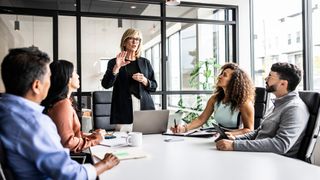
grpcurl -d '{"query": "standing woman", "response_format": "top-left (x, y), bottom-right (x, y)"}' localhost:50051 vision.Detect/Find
top-left (42, 60), bottom-right (105, 152)
top-left (101, 28), bottom-right (157, 131)
top-left (171, 63), bottom-right (255, 136)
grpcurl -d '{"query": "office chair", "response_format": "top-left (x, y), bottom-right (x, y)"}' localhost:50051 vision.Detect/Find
top-left (92, 91), bottom-right (116, 131)
top-left (0, 140), bottom-right (15, 180)
top-left (253, 87), bottom-right (268, 129)
top-left (231, 87), bottom-right (268, 130)
top-left (297, 91), bottom-right (320, 162)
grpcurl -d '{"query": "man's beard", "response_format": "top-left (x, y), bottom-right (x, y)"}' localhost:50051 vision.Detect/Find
top-left (266, 83), bottom-right (277, 92)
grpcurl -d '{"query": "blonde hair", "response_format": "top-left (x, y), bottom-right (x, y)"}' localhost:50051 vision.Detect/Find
top-left (120, 28), bottom-right (143, 58)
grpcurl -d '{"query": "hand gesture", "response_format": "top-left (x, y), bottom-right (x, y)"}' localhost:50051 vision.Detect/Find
top-left (132, 73), bottom-right (148, 86)
top-left (113, 51), bottom-right (130, 73)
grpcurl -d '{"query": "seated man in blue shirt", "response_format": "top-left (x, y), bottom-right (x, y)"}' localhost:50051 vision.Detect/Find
top-left (0, 47), bottom-right (119, 179)
top-left (216, 62), bottom-right (309, 158)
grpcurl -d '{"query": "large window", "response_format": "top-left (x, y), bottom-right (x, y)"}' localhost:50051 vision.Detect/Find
top-left (252, 0), bottom-right (303, 89)
top-left (313, 0), bottom-right (320, 91)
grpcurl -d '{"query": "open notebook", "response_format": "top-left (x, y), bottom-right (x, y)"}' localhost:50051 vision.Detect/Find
top-left (91, 147), bottom-right (148, 161)
top-left (163, 128), bottom-right (217, 138)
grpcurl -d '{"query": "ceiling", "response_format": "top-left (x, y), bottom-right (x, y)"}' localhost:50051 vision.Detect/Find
top-left (0, 0), bottom-right (150, 15)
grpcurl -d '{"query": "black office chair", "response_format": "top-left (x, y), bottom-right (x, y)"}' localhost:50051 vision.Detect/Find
top-left (233, 87), bottom-right (268, 130)
top-left (0, 140), bottom-right (15, 180)
top-left (92, 91), bottom-right (116, 131)
top-left (297, 91), bottom-right (320, 162)
top-left (253, 87), bottom-right (268, 129)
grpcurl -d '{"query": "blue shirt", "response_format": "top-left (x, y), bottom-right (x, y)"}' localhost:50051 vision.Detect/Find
top-left (0, 94), bottom-right (96, 180)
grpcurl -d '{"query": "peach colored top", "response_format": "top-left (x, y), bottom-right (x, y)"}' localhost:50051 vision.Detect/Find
top-left (47, 98), bottom-right (101, 152)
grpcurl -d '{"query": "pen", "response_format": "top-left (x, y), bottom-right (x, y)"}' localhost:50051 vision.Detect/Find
top-left (174, 119), bottom-right (177, 128)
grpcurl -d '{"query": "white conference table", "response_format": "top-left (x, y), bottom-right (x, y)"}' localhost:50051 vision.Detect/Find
top-left (91, 134), bottom-right (320, 180)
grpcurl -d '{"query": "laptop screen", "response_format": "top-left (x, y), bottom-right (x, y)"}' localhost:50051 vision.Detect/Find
top-left (132, 110), bottom-right (169, 134)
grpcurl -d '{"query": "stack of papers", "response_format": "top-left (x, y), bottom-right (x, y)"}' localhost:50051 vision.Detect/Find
top-left (99, 137), bottom-right (127, 147)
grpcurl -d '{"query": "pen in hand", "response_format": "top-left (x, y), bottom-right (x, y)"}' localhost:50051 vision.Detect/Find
top-left (174, 119), bottom-right (177, 129)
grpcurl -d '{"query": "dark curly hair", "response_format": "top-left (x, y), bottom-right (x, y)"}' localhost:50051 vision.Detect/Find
top-left (214, 63), bottom-right (255, 112)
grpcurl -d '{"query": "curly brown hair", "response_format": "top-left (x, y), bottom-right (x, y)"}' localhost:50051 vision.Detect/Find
top-left (214, 63), bottom-right (255, 112)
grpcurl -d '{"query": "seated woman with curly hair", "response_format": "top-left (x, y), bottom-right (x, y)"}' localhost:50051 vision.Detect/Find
top-left (171, 63), bottom-right (255, 136)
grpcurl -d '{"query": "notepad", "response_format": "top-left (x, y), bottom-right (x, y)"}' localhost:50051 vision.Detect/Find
top-left (163, 129), bottom-right (217, 138)
top-left (99, 137), bottom-right (127, 147)
top-left (92, 147), bottom-right (149, 161)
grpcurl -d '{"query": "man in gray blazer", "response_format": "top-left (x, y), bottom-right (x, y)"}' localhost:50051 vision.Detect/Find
top-left (216, 62), bottom-right (309, 158)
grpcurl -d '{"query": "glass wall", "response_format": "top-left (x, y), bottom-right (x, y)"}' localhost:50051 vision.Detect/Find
top-left (58, 16), bottom-right (76, 66)
top-left (80, 17), bottom-right (161, 92)
top-left (313, 0), bottom-right (320, 91)
top-left (0, 14), bottom-right (53, 92)
top-left (252, 0), bottom-right (303, 89)
top-left (0, 1), bottom-right (238, 121)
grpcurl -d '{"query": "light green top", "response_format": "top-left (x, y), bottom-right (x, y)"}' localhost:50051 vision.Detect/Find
top-left (213, 101), bottom-right (240, 128)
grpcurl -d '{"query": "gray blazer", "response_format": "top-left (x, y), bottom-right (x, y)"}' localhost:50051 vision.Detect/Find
top-left (234, 91), bottom-right (309, 157)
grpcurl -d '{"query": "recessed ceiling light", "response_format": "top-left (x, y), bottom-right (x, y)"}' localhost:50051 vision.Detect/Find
top-left (130, 6), bottom-right (136, 9)
top-left (74, 3), bottom-right (77, 7)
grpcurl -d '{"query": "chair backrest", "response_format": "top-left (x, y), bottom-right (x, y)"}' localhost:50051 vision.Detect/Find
top-left (0, 140), bottom-right (15, 180)
top-left (254, 87), bottom-right (268, 129)
top-left (92, 91), bottom-right (116, 131)
top-left (297, 91), bottom-right (320, 162)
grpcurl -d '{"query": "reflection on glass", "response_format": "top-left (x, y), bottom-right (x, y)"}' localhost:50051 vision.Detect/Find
top-left (253, 0), bottom-right (303, 89)
top-left (313, 0), bottom-right (320, 91)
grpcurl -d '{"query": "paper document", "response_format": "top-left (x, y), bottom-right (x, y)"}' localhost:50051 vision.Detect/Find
top-left (99, 137), bottom-right (127, 147)
top-left (163, 129), bottom-right (217, 137)
top-left (92, 147), bottom-right (149, 161)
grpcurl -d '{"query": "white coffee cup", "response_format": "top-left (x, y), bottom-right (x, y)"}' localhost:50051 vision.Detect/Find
top-left (126, 132), bottom-right (143, 147)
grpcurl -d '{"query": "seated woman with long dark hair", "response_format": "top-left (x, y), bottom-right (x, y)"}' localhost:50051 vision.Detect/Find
top-left (42, 60), bottom-right (105, 152)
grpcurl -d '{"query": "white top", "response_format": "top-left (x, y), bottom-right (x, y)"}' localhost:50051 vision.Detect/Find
top-left (214, 102), bottom-right (240, 128)
top-left (92, 134), bottom-right (320, 180)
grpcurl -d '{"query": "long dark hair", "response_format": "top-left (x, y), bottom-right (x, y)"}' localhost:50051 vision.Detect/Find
top-left (41, 60), bottom-right (74, 112)
top-left (214, 63), bottom-right (255, 112)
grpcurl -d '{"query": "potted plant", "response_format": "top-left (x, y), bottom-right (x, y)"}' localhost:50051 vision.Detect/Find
top-left (176, 55), bottom-right (220, 127)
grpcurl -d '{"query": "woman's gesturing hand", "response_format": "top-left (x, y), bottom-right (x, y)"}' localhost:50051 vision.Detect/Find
top-left (113, 51), bottom-right (130, 74)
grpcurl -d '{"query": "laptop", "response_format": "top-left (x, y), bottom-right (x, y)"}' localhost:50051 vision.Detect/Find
top-left (132, 110), bottom-right (170, 134)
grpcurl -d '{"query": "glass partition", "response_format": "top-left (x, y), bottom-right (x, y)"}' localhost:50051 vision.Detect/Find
top-left (0, 14), bottom-right (53, 92)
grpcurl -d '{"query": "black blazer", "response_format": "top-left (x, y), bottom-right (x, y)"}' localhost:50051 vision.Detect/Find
top-left (101, 57), bottom-right (157, 124)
